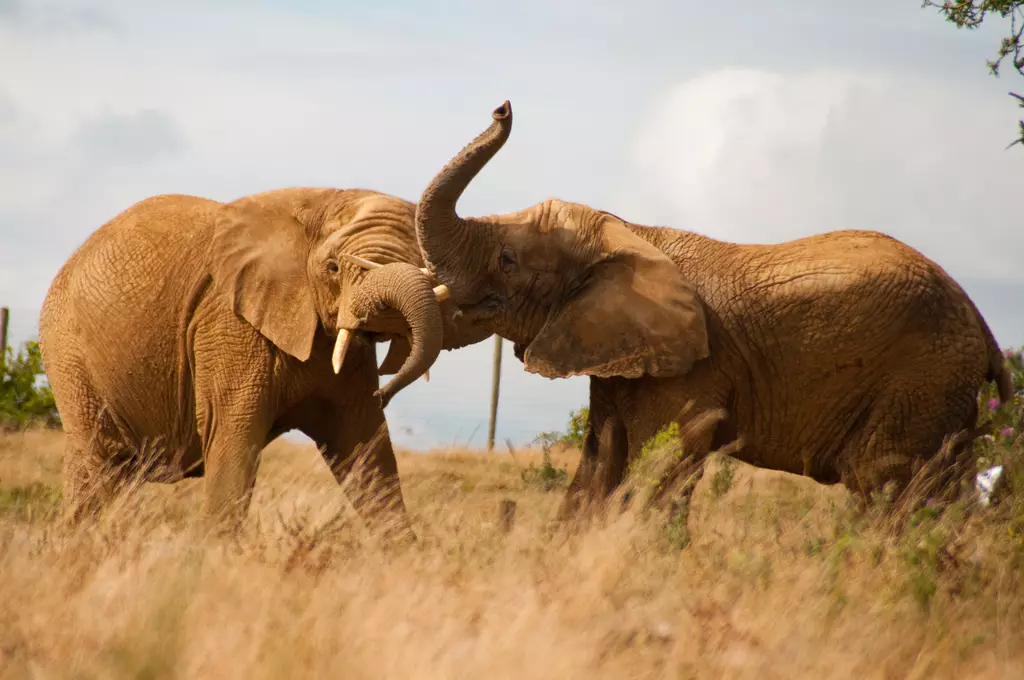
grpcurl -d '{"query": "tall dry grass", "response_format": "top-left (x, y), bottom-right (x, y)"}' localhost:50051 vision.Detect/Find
top-left (0, 428), bottom-right (1022, 679)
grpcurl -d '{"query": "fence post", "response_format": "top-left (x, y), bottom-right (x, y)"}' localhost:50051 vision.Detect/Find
top-left (0, 307), bottom-right (8, 371)
top-left (487, 335), bottom-right (503, 451)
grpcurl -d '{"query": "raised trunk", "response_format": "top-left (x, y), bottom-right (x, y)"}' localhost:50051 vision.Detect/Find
top-left (415, 101), bottom-right (513, 294)
top-left (336, 263), bottom-right (444, 408)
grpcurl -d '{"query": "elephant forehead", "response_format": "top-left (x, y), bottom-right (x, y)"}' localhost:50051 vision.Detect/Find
top-left (546, 199), bottom-right (602, 234)
top-left (334, 194), bottom-right (414, 230)
top-left (318, 195), bottom-right (417, 253)
top-left (505, 223), bottom-right (582, 272)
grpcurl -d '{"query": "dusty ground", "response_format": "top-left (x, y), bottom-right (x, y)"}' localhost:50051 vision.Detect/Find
top-left (0, 428), bottom-right (1022, 679)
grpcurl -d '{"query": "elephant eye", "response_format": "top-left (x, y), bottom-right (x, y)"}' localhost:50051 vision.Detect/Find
top-left (499, 247), bottom-right (518, 274)
top-left (326, 260), bottom-right (340, 274)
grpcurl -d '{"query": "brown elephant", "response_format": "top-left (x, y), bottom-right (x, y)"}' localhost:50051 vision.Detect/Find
top-left (40, 187), bottom-right (490, 536)
top-left (412, 101), bottom-right (1014, 518)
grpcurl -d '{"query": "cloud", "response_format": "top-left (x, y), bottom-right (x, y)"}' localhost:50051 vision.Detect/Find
top-left (0, 0), bottom-right (117, 33)
top-left (69, 109), bottom-right (185, 164)
top-left (626, 68), bottom-right (1024, 283)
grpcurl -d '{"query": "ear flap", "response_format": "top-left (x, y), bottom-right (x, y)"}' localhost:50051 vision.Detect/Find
top-left (210, 198), bottom-right (319, 362)
top-left (523, 218), bottom-right (709, 380)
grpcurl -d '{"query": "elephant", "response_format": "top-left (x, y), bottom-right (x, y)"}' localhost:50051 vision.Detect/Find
top-left (412, 100), bottom-right (1014, 519)
top-left (39, 187), bottom-right (491, 536)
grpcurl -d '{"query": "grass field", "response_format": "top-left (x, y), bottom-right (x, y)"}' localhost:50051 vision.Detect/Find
top-left (0, 428), bottom-right (1022, 679)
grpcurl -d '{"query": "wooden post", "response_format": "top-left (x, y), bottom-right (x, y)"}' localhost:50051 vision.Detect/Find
top-left (498, 499), bottom-right (517, 533)
top-left (0, 307), bottom-right (8, 370)
top-left (486, 335), bottom-right (503, 451)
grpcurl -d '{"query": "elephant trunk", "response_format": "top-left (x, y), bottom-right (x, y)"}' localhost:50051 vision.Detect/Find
top-left (415, 100), bottom-right (513, 295)
top-left (333, 263), bottom-right (444, 408)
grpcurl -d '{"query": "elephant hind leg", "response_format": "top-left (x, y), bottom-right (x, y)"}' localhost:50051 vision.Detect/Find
top-left (60, 410), bottom-right (136, 525)
top-left (839, 382), bottom-right (979, 510)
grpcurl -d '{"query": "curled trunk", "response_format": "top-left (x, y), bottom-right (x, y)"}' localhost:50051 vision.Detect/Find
top-left (336, 263), bottom-right (444, 407)
top-left (415, 101), bottom-right (513, 293)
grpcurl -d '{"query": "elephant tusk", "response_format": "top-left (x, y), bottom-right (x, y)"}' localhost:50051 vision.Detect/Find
top-left (344, 254), bottom-right (436, 282)
top-left (341, 253), bottom-right (382, 270)
top-left (423, 369), bottom-right (430, 383)
top-left (332, 328), bottom-right (352, 374)
top-left (433, 284), bottom-right (450, 302)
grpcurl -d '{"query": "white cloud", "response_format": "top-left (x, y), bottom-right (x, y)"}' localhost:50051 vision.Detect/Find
top-left (627, 68), bottom-right (1024, 283)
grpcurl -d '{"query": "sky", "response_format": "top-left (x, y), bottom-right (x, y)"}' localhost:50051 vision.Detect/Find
top-left (2, 0), bottom-right (1022, 450)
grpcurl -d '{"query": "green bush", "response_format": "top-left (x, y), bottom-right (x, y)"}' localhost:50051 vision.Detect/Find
top-left (532, 407), bottom-right (589, 451)
top-left (0, 341), bottom-right (61, 431)
top-left (520, 447), bottom-right (569, 492)
top-left (976, 347), bottom-right (1024, 497)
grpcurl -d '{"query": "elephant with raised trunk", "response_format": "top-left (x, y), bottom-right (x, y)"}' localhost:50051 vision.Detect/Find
top-left (413, 101), bottom-right (1014, 518)
top-left (40, 187), bottom-right (490, 536)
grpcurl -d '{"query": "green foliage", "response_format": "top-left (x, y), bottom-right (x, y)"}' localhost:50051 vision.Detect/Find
top-left (976, 347), bottom-right (1024, 484)
top-left (625, 422), bottom-right (685, 494)
top-left (923, 0), bottom-right (1024, 147)
top-left (709, 455), bottom-right (736, 499)
top-left (533, 407), bottom-right (589, 451)
top-left (623, 422), bottom-right (699, 549)
top-left (520, 447), bottom-right (569, 492)
top-left (639, 422), bottom-right (682, 461)
top-left (0, 341), bottom-right (61, 431)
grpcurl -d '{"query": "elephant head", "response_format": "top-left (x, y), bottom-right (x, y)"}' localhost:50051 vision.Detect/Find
top-left (415, 102), bottom-right (709, 380)
top-left (212, 188), bottom-right (462, 406)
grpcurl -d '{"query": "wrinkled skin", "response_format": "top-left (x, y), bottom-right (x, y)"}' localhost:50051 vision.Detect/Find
top-left (40, 188), bottom-right (490, 536)
top-left (414, 102), bottom-right (1014, 518)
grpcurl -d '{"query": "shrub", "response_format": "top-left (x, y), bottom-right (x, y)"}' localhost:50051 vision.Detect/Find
top-left (519, 447), bottom-right (569, 492)
top-left (0, 341), bottom-right (61, 431)
top-left (533, 407), bottom-right (589, 451)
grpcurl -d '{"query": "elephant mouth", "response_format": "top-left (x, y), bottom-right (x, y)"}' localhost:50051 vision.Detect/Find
top-left (450, 293), bottom-right (504, 325)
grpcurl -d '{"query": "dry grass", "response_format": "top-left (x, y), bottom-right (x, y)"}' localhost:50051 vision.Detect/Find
top-left (1, 429), bottom-right (1022, 679)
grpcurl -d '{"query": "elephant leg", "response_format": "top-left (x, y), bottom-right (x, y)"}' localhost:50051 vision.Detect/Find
top-left (594, 416), bottom-right (630, 499)
top-left (555, 410), bottom-right (601, 521)
top-left (61, 435), bottom-right (123, 524)
top-left (305, 399), bottom-right (414, 545)
top-left (300, 339), bottom-right (415, 544)
top-left (557, 378), bottom-right (624, 521)
top-left (59, 401), bottom-right (136, 525)
top-left (839, 381), bottom-right (978, 509)
top-left (201, 432), bottom-right (265, 532)
top-left (195, 395), bottom-right (272, 533)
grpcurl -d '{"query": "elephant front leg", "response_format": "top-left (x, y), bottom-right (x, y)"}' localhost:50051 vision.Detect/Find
top-left (556, 412), bottom-right (601, 522)
top-left (194, 388), bottom-right (273, 533)
top-left (201, 427), bottom-right (265, 533)
top-left (311, 401), bottom-right (415, 545)
top-left (556, 378), bottom-right (627, 521)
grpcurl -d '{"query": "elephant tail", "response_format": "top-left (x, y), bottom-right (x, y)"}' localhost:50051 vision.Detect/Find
top-left (966, 296), bottom-right (1014, 405)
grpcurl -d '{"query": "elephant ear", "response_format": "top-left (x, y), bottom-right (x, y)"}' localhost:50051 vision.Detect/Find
top-left (523, 216), bottom-right (709, 380)
top-left (210, 198), bottom-right (318, 362)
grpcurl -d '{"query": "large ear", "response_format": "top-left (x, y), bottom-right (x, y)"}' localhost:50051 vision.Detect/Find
top-left (523, 216), bottom-right (709, 380)
top-left (210, 197), bottom-right (319, 362)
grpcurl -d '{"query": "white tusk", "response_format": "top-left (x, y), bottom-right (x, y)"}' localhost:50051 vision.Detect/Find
top-left (341, 253), bottom-right (381, 270)
top-left (332, 328), bottom-right (352, 374)
top-left (423, 369), bottom-right (431, 383)
top-left (420, 267), bottom-right (432, 276)
top-left (433, 284), bottom-right (450, 302)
